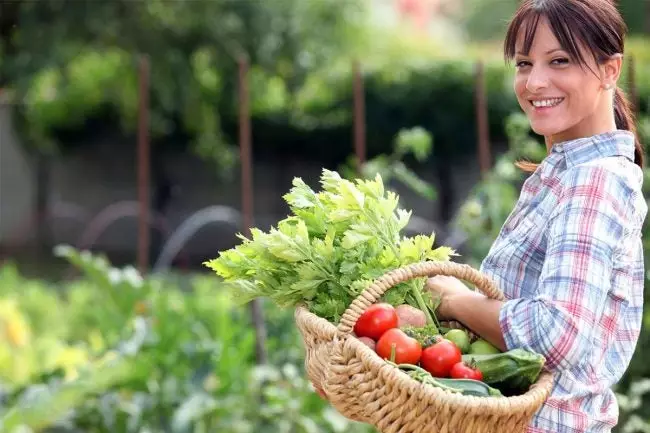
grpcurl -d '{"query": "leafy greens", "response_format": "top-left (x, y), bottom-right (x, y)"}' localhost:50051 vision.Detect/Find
top-left (204, 169), bottom-right (456, 323)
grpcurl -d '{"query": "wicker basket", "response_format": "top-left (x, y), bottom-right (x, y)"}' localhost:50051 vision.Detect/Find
top-left (295, 261), bottom-right (554, 433)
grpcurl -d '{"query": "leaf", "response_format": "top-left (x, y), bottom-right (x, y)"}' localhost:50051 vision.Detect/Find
top-left (394, 126), bottom-right (433, 162)
top-left (392, 162), bottom-right (437, 201)
top-left (427, 246), bottom-right (458, 262)
top-left (289, 279), bottom-right (326, 300)
top-left (396, 209), bottom-right (411, 231)
top-left (338, 179), bottom-right (365, 210)
top-left (283, 178), bottom-right (318, 209)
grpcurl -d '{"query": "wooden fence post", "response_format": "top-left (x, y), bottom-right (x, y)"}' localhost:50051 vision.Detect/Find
top-left (238, 55), bottom-right (268, 366)
top-left (475, 61), bottom-right (491, 176)
top-left (137, 54), bottom-right (151, 275)
top-left (353, 60), bottom-right (366, 172)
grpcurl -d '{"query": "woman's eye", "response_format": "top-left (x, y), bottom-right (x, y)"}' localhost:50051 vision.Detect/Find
top-left (515, 60), bottom-right (531, 68)
top-left (551, 57), bottom-right (569, 65)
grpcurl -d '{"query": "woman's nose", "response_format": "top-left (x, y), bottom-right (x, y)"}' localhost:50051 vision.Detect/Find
top-left (526, 66), bottom-right (549, 93)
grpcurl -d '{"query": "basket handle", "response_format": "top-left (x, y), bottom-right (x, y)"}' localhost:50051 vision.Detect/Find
top-left (336, 261), bottom-right (505, 335)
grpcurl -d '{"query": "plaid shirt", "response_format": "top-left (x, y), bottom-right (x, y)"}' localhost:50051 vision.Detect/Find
top-left (480, 131), bottom-right (647, 433)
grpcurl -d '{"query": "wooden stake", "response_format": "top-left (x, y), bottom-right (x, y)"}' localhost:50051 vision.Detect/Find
top-left (238, 55), bottom-right (268, 366)
top-left (137, 55), bottom-right (151, 274)
top-left (475, 61), bottom-right (491, 175)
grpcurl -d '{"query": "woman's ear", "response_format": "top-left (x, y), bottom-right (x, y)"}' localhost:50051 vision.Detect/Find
top-left (601, 53), bottom-right (623, 88)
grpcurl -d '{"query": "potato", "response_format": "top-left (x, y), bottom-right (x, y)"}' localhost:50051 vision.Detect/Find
top-left (357, 336), bottom-right (376, 351)
top-left (396, 304), bottom-right (427, 328)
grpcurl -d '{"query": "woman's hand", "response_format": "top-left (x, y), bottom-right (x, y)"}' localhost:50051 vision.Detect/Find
top-left (426, 275), bottom-right (508, 352)
top-left (425, 275), bottom-right (472, 320)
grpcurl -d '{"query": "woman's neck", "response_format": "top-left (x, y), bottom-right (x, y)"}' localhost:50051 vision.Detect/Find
top-left (544, 105), bottom-right (618, 152)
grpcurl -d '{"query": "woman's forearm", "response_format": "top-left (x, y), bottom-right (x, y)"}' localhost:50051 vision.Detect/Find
top-left (446, 291), bottom-right (508, 352)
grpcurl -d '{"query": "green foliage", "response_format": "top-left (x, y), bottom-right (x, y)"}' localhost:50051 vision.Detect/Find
top-left (2, 0), bottom-right (527, 168)
top-left (1, 0), bottom-right (370, 173)
top-left (4, 0), bottom-right (650, 174)
top-left (459, 0), bottom-right (520, 43)
top-left (617, 379), bottom-right (650, 433)
top-left (205, 169), bottom-right (455, 323)
top-left (0, 248), bottom-right (375, 433)
top-left (11, 53), bottom-right (521, 166)
top-left (456, 0), bottom-right (648, 42)
top-left (340, 127), bottom-right (437, 201)
top-left (617, 0), bottom-right (649, 36)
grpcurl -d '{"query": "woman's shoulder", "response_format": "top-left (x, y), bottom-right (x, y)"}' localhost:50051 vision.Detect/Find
top-left (555, 156), bottom-right (646, 224)
top-left (559, 155), bottom-right (640, 193)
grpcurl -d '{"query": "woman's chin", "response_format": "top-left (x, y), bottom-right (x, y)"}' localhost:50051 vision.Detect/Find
top-left (528, 121), bottom-right (565, 139)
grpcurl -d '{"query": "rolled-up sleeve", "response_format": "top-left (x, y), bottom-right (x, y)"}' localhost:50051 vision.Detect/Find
top-left (499, 166), bottom-right (630, 372)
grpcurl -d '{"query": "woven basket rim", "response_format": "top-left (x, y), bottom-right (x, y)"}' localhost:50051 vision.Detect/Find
top-left (337, 261), bottom-right (506, 335)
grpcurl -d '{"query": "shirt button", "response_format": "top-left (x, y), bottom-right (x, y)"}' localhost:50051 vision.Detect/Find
top-left (555, 145), bottom-right (563, 152)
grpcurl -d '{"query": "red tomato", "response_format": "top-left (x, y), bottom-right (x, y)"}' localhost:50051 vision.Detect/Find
top-left (354, 303), bottom-right (399, 340)
top-left (420, 339), bottom-right (462, 378)
top-left (376, 328), bottom-right (422, 365)
top-left (450, 362), bottom-right (483, 381)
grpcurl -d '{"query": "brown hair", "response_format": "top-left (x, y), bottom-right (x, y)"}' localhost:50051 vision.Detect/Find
top-left (503, 0), bottom-right (643, 172)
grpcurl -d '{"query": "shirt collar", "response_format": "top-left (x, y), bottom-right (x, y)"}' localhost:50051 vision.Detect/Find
top-left (550, 130), bottom-right (636, 168)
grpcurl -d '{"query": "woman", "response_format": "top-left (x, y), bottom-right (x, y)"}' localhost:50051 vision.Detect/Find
top-left (428, 0), bottom-right (647, 432)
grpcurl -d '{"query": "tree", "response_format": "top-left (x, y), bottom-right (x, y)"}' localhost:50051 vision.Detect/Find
top-left (0, 0), bottom-right (371, 174)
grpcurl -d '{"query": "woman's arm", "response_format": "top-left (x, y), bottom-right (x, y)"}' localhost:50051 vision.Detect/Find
top-left (443, 290), bottom-right (507, 352)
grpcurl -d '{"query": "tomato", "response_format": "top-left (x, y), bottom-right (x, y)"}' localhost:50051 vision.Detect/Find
top-left (450, 362), bottom-right (483, 381)
top-left (354, 303), bottom-right (399, 340)
top-left (376, 328), bottom-right (422, 365)
top-left (420, 339), bottom-right (462, 378)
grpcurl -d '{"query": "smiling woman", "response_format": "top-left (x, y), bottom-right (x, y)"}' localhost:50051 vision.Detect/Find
top-left (425, 1), bottom-right (648, 433)
top-left (503, 0), bottom-right (643, 168)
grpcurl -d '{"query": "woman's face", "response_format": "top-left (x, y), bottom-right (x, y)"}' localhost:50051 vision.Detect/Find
top-left (513, 17), bottom-right (613, 144)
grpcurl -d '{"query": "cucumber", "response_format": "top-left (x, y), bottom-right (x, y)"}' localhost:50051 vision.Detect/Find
top-left (462, 349), bottom-right (545, 396)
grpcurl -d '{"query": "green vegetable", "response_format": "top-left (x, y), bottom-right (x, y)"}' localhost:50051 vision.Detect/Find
top-left (204, 169), bottom-right (456, 323)
top-left (469, 339), bottom-right (501, 355)
top-left (444, 329), bottom-right (471, 354)
top-left (402, 324), bottom-right (440, 347)
top-left (389, 361), bottom-right (502, 397)
top-left (462, 349), bottom-right (545, 396)
top-left (433, 377), bottom-right (503, 397)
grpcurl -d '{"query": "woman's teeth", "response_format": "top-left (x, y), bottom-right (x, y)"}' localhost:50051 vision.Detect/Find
top-left (531, 98), bottom-right (564, 108)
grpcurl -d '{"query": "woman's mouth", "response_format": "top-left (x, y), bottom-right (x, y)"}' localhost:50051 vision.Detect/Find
top-left (529, 97), bottom-right (564, 110)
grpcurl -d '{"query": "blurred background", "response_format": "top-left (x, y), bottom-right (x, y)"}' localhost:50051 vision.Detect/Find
top-left (1, 0), bottom-right (650, 431)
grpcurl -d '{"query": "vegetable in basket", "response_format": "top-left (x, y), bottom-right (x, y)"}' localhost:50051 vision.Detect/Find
top-left (462, 349), bottom-right (545, 396)
top-left (401, 324), bottom-right (440, 348)
top-left (204, 169), bottom-right (455, 324)
top-left (375, 328), bottom-right (422, 365)
top-left (354, 303), bottom-right (399, 340)
top-left (395, 304), bottom-right (428, 328)
top-left (389, 361), bottom-right (503, 397)
top-left (444, 329), bottom-right (471, 354)
top-left (420, 339), bottom-right (462, 378)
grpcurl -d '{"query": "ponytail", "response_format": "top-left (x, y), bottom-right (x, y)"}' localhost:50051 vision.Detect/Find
top-left (614, 87), bottom-right (644, 168)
